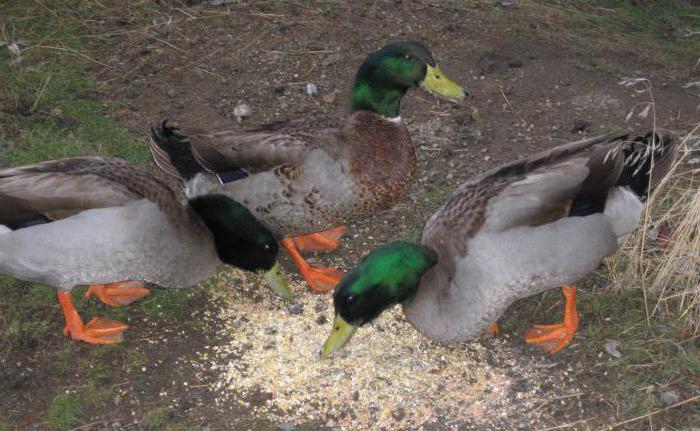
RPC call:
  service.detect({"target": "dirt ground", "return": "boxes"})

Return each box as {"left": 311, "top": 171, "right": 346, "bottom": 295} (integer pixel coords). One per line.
{"left": 2, "top": 1, "right": 700, "bottom": 430}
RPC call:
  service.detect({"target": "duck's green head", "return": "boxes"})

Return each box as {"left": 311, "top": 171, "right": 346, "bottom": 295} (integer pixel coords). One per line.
{"left": 351, "top": 41, "right": 467, "bottom": 118}
{"left": 189, "top": 193, "right": 291, "bottom": 299}
{"left": 321, "top": 241, "right": 438, "bottom": 358}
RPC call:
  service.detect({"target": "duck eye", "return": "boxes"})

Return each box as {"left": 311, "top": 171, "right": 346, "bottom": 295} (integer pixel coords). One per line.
{"left": 343, "top": 294, "right": 357, "bottom": 305}
{"left": 260, "top": 243, "right": 271, "bottom": 251}
{"left": 404, "top": 54, "right": 412, "bottom": 60}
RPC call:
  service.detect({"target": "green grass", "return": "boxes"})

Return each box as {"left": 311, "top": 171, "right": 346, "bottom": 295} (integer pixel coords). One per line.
{"left": 498, "top": 0, "right": 700, "bottom": 72}
{"left": 0, "top": 1, "right": 149, "bottom": 164}
{"left": 0, "top": 2, "right": 218, "bottom": 428}
{"left": 44, "top": 383, "right": 116, "bottom": 430}
{"left": 0, "top": 0, "right": 209, "bottom": 351}
{"left": 144, "top": 406, "right": 176, "bottom": 430}
{"left": 504, "top": 283, "right": 700, "bottom": 425}
{"left": 142, "top": 406, "right": 206, "bottom": 431}
{"left": 423, "top": 183, "right": 453, "bottom": 206}
{"left": 45, "top": 393, "right": 81, "bottom": 430}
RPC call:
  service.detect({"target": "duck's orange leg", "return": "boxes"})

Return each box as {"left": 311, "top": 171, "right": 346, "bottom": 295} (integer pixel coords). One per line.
{"left": 292, "top": 226, "right": 348, "bottom": 253}
{"left": 282, "top": 238, "right": 343, "bottom": 293}
{"left": 524, "top": 286, "right": 579, "bottom": 354}
{"left": 85, "top": 280, "right": 150, "bottom": 307}
{"left": 57, "top": 291, "right": 128, "bottom": 344}
{"left": 485, "top": 323, "right": 500, "bottom": 335}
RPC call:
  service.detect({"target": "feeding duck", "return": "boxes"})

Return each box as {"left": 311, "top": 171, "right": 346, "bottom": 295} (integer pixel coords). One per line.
{"left": 149, "top": 41, "right": 467, "bottom": 293}
{"left": 0, "top": 156, "right": 290, "bottom": 344}
{"left": 321, "top": 131, "right": 677, "bottom": 357}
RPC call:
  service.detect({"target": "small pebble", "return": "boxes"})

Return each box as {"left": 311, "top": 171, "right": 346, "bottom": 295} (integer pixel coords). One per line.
{"left": 659, "top": 390, "right": 679, "bottom": 405}
{"left": 570, "top": 119, "right": 591, "bottom": 133}
{"left": 604, "top": 340, "right": 622, "bottom": 358}
{"left": 55, "top": 117, "right": 79, "bottom": 129}
{"left": 192, "top": 67, "right": 205, "bottom": 78}
{"left": 7, "top": 41, "right": 21, "bottom": 57}
{"left": 286, "top": 302, "right": 304, "bottom": 315}
{"left": 305, "top": 82, "right": 318, "bottom": 96}
{"left": 233, "top": 102, "right": 251, "bottom": 122}
{"left": 322, "top": 53, "right": 342, "bottom": 67}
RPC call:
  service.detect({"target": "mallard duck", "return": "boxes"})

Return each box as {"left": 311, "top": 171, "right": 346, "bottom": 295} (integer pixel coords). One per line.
{"left": 322, "top": 131, "right": 677, "bottom": 357}
{"left": 149, "top": 41, "right": 467, "bottom": 293}
{"left": 0, "top": 157, "right": 290, "bottom": 344}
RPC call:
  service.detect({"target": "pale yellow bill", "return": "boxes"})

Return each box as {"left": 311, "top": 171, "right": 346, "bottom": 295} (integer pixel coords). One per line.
{"left": 420, "top": 64, "right": 466, "bottom": 103}
{"left": 320, "top": 314, "right": 357, "bottom": 359}
{"left": 263, "top": 262, "right": 293, "bottom": 299}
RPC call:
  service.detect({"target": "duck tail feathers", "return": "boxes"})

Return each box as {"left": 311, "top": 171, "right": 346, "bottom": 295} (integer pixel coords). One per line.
{"left": 149, "top": 120, "right": 208, "bottom": 181}
{"left": 617, "top": 132, "right": 677, "bottom": 200}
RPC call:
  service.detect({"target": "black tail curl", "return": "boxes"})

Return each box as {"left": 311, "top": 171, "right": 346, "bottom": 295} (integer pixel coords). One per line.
{"left": 617, "top": 132, "right": 677, "bottom": 200}
{"left": 149, "top": 120, "right": 204, "bottom": 181}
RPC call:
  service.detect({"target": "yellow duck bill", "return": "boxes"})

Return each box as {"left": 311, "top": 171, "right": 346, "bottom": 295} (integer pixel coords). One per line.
{"left": 263, "top": 261, "right": 293, "bottom": 299}
{"left": 420, "top": 64, "right": 467, "bottom": 103}
{"left": 320, "top": 314, "right": 357, "bottom": 359}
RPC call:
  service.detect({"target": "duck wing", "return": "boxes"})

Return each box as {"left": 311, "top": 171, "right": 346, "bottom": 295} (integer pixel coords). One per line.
{"left": 150, "top": 116, "right": 347, "bottom": 181}
{"left": 0, "top": 157, "right": 186, "bottom": 228}
{"left": 424, "top": 130, "right": 633, "bottom": 252}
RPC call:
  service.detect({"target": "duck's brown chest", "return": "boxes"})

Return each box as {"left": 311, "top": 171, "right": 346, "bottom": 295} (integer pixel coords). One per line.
{"left": 347, "top": 115, "right": 416, "bottom": 213}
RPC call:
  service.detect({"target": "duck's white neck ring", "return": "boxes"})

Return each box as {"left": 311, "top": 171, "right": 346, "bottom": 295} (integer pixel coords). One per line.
{"left": 385, "top": 116, "right": 402, "bottom": 124}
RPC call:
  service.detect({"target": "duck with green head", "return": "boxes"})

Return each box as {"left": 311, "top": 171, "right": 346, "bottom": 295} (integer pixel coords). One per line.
{"left": 150, "top": 41, "right": 467, "bottom": 293}
{"left": 0, "top": 157, "right": 290, "bottom": 345}
{"left": 322, "top": 131, "right": 677, "bottom": 357}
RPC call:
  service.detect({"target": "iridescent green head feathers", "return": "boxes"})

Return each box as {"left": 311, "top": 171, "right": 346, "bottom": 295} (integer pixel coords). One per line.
{"left": 188, "top": 193, "right": 278, "bottom": 272}
{"left": 351, "top": 41, "right": 466, "bottom": 118}
{"left": 333, "top": 241, "right": 438, "bottom": 325}
{"left": 321, "top": 241, "right": 437, "bottom": 358}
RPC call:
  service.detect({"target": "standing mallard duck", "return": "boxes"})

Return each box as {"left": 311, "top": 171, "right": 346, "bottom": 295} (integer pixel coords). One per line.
{"left": 0, "top": 157, "right": 289, "bottom": 344}
{"left": 322, "top": 131, "right": 677, "bottom": 357}
{"left": 150, "top": 41, "right": 467, "bottom": 293}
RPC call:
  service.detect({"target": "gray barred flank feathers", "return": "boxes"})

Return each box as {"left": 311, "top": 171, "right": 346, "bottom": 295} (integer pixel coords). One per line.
{"left": 0, "top": 225, "right": 10, "bottom": 234}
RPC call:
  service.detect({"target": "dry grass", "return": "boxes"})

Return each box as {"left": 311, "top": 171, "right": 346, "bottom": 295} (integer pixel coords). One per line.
{"left": 609, "top": 125, "right": 700, "bottom": 331}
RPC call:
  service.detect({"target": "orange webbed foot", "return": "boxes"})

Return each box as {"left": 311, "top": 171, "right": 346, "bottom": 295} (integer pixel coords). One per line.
{"left": 86, "top": 280, "right": 150, "bottom": 307}
{"left": 282, "top": 237, "right": 344, "bottom": 293}
{"left": 524, "top": 323, "right": 577, "bottom": 354}
{"left": 303, "top": 266, "right": 344, "bottom": 293}
{"left": 293, "top": 226, "right": 348, "bottom": 253}
{"left": 524, "top": 286, "right": 579, "bottom": 355}
{"left": 58, "top": 291, "right": 128, "bottom": 344}
{"left": 63, "top": 317, "right": 128, "bottom": 344}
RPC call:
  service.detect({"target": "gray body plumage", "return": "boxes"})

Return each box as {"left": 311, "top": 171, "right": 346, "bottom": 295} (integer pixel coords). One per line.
{"left": 220, "top": 146, "right": 357, "bottom": 237}
{"left": 402, "top": 131, "right": 674, "bottom": 342}
{"left": 0, "top": 200, "right": 218, "bottom": 291}
{"left": 0, "top": 157, "right": 222, "bottom": 293}
{"left": 406, "top": 191, "right": 632, "bottom": 342}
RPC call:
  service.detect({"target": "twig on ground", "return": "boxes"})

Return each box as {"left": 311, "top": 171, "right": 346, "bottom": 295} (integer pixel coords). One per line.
{"left": 31, "top": 74, "right": 52, "bottom": 112}
{"left": 537, "top": 417, "right": 593, "bottom": 431}
{"left": 607, "top": 395, "right": 700, "bottom": 429}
